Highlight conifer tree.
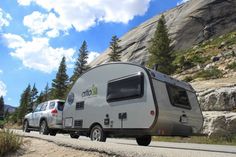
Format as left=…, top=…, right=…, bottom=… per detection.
left=0, top=96, right=4, bottom=119
left=17, top=85, right=31, bottom=123
left=51, top=56, right=69, bottom=99
left=29, top=83, right=38, bottom=110
left=43, top=83, right=50, bottom=101
left=108, top=35, right=121, bottom=62
left=70, top=41, right=89, bottom=83
left=147, top=15, right=174, bottom=75
left=36, top=92, right=44, bottom=104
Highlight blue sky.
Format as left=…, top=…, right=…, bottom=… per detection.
left=0, top=0, right=188, bottom=107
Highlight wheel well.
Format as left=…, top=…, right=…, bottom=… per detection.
left=89, top=123, right=102, bottom=135
left=23, top=119, right=28, bottom=123
left=40, top=117, right=47, bottom=124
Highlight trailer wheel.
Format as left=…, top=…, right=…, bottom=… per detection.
left=39, top=120, right=49, bottom=135
left=136, top=135, right=151, bottom=146
left=23, top=120, right=30, bottom=133
left=49, top=130, right=57, bottom=136
left=70, top=132, right=80, bottom=139
left=90, top=125, right=106, bottom=142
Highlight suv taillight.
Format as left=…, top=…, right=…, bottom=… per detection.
left=51, top=109, right=58, bottom=115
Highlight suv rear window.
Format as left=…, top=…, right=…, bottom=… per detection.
left=49, top=102, right=55, bottom=109
left=107, top=73, right=144, bottom=102
left=57, top=101, right=65, bottom=111
left=166, top=84, right=191, bottom=109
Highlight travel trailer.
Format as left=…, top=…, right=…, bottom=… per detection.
left=63, top=63, right=203, bottom=146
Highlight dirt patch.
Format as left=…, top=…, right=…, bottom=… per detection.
left=5, top=138, right=111, bottom=157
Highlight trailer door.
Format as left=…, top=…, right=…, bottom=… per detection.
left=107, top=73, right=144, bottom=128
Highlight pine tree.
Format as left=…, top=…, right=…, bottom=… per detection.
left=51, top=56, right=69, bottom=99
left=17, top=85, right=31, bottom=123
left=29, top=83, right=38, bottom=111
left=43, top=83, right=50, bottom=101
left=70, top=41, right=89, bottom=83
left=108, top=35, right=121, bottom=62
left=36, top=91, right=44, bottom=104
left=147, top=15, right=174, bottom=75
left=0, top=96, right=4, bottom=119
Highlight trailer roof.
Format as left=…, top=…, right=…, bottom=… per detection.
left=92, top=62, right=195, bottom=92
left=147, top=69, right=195, bottom=92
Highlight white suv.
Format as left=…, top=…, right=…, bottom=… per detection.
left=23, top=99, right=64, bottom=136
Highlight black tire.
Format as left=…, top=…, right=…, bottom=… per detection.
left=23, top=120, right=30, bottom=133
left=70, top=132, right=80, bottom=139
left=136, top=135, right=151, bottom=146
left=49, top=131, right=57, bottom=136
left=39, top=120, right=49, bottom=135
left=90, top=125, right=106, bottom=142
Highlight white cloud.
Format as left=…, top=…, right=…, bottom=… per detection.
left=87, top=51, right=100, bottom=64
left=177, top=0, right=190, bottom=5
left=0, top=81, right=7, bottom=97
left=18, top=0, right=151, bottom=37
left=23, top=11, right=70, bottom=38
left=17, top=0, right=32, bottom=6
left=0, top=8, right=12, bottom=30
left=3, top=33, right=75, bottom=73
left=0, top=69, right=3, bottom=74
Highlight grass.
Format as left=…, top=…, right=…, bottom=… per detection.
left=183, top=76, right=194, bottom=82
left=0, top=129, right=23, bottom=156
left=0, top=120, right=5, bottom=129
left=194, top=67, right=223, bottom=80
left=173, top=31, right=236, bottom=73
left=153, top=135, right=236, bottom=145
left=226, top=62, right=236, bottom=71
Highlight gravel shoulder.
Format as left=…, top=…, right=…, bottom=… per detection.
left=12, top=130, right=236, bottom=157
left=5, top=137, right=110, bottom=157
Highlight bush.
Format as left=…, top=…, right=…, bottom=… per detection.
left=194, top=67, right=223, bottom=80
left=226, top=62, right=236, bottom=71
left=0, top=120, right=5, bottom=129
left=183, top=76, right=194, bottom=82
left=0, top=129, right=22, bottom=156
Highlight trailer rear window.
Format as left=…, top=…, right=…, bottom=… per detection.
left=107, top=73, right=144, bottom=102
left=166, top=84, right=191, bottom=109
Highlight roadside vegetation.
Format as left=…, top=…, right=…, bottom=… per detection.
left=173, top=31, right=236, bottom=81
left=153, top=135, right=236, bottom=145
left=0, top=129, right=22, bottom=156
left=226, top=61, right=236, bottom=71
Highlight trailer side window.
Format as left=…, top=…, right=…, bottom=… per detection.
left=166, top=84, right=191, bottom=109
left=107, top=73, right=144, bottom=102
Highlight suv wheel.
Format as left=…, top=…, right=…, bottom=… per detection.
left=23, top=120, right=30, bottom=133
left=90, top=125, right=106, bottom=142
left=136, top=135, right=151, bottom=146
left=39, top=120, right=49, bottom=135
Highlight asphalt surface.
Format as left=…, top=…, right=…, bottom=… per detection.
left=14, top=130, right=236, bottom=157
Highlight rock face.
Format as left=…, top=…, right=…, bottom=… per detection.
left=90, top=0, right=236, bottom=67
left=198, top=85, right=236, bottom=111
left=202, top=111, right=236, bottom=136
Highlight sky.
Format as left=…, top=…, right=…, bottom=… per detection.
left=0, top=0, right=189, bottom=107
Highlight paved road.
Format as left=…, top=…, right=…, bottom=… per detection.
left=15, top=130, right=236, bottom=157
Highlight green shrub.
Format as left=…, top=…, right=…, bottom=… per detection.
left=194, top=67, right=223, bottom=79
left=0, top=129, right=22, bottom=156
left=183, top=76, right=194, bottom=82
left=226, top=62, right=236, bottom=71
left=188, top=54, right=209, bottom=64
